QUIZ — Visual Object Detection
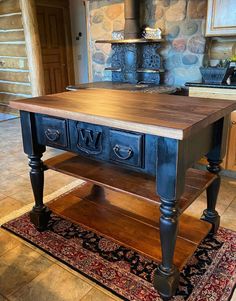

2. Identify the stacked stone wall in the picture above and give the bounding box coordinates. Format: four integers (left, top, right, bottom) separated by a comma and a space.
88, 0, 207, 86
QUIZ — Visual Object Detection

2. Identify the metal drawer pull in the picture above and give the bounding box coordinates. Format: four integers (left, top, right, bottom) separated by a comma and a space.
45, 129, 60, 141
232, 121, 236, 125
113, 144, 133, 160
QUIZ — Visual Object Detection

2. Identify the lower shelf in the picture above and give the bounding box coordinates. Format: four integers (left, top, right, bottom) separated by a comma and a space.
47, 182, 211, 269
45, 152, 217, 213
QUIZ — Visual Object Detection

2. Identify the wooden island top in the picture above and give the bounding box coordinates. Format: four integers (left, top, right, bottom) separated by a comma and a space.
10, 89, 236, 139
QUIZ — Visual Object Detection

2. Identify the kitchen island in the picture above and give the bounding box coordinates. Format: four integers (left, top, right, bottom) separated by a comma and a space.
10, 89, 236, 299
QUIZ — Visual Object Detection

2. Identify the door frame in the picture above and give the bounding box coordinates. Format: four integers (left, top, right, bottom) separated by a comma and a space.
35, 0, 75, 87
84, 0, 92, 82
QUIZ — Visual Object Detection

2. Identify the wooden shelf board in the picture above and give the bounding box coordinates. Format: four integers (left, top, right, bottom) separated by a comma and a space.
44, 152, 217, 213
47, 182, 211, 269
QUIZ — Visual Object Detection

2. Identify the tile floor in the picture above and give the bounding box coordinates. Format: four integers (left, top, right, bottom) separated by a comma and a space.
0, 118, 235, 301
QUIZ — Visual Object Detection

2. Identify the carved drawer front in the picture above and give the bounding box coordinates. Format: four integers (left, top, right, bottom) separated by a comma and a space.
38, 116, 68, 148
109, 130, 143, 168
69, 121, 109, 160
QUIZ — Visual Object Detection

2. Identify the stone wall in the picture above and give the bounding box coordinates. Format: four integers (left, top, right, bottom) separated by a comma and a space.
88, 0, 207, 86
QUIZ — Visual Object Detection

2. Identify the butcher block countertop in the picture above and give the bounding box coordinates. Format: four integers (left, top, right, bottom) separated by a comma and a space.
10, 89, 236, 140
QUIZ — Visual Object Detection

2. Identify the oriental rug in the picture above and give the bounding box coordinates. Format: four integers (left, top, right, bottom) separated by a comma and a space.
2, 209, 235, 301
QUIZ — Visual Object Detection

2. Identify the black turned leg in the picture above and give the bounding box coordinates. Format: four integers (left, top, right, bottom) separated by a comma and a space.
201, 117, 229, 234
201, 160, 221, 234
154, 198, 180, 300
20, 111, 50, 231
155, 137, 186, 299
28, 154, 51, 231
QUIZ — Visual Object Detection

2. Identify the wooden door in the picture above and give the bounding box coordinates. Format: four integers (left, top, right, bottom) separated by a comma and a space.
36, 0, 74, 94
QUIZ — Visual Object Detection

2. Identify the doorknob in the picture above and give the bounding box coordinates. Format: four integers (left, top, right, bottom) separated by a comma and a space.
76, 32, 82, 40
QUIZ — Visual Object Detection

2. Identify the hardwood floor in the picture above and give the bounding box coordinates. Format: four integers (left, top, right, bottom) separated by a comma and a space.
0, 117, 235, 301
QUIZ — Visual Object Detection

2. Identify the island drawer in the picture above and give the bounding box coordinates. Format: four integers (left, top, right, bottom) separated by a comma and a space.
109, 130, 144, 168
36, 115, 68, 148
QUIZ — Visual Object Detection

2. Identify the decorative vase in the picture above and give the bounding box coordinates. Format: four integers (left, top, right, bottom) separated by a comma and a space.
200, 66, 234, 84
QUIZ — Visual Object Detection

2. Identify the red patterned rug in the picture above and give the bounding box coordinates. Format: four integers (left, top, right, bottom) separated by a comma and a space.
2, 213, 236, 301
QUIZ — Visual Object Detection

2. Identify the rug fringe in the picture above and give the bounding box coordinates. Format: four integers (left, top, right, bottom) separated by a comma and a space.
0, 179, 84, 225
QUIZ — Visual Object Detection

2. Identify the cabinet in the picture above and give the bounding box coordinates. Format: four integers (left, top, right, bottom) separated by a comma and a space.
226, 111, 236, 170
206, 0, 236, 36
188, 86, 236, 171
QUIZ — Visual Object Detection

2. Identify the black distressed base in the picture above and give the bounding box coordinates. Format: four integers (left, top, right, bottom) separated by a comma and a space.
30, 206, 51, 232
153, 265, 180, 300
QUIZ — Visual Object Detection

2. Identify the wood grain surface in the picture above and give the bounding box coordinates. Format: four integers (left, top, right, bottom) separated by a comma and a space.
0, 14, 23, 30
0, 0, 21, 14
48, 182, 211, 267
0, 82, 31, 94
0, 57, 28, 70
0, 71, 30, 83
10, 89, 236, 139
0, 44, 26, 57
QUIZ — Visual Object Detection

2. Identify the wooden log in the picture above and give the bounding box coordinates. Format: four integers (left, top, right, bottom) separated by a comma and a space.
0, 71, 30, 83
0, 30, 25, 42
0, 0, 21, 15
0, 14, 23, 30
0, 82, 31, 94
0, 57, 28, 69
0, 93, 26, 105
19, 0, 45, 96
0, 44, 26, 57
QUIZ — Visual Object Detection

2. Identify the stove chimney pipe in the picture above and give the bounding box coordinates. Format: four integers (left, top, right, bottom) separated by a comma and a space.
124, 0, 140, 39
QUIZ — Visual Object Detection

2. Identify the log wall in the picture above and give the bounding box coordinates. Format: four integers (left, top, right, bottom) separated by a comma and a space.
0, 0, 32, 105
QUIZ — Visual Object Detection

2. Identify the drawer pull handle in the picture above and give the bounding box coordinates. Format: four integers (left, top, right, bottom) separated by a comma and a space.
232, 121, 236, 126
113, 144, 133, 160
45, 129, 60, 141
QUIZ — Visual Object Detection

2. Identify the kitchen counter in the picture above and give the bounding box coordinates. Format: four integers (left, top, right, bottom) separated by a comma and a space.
186, 82, 236, 89
187, 83, 236, 172
67, 81, 177, 94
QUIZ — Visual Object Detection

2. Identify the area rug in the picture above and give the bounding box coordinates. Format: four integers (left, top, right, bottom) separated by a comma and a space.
2, 209, 235, 301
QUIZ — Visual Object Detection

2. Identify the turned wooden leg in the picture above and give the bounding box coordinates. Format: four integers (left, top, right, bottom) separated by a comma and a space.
153, 198, 180, 300
28, 154, 51, 231
201, 160, 221, 234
